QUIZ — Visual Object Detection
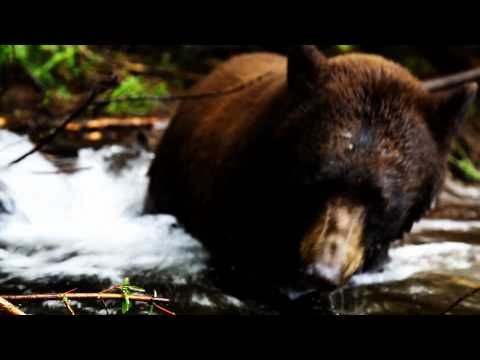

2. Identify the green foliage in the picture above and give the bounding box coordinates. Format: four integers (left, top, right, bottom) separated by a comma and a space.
119, 277, 146, 315
7, 45, 97, 90
0, 45, 14, 65
106, 75, 169, 115
120, 277, 132, 314
336, 45, 356, 53
449, 145, 480, 182
1, 45, 172, 116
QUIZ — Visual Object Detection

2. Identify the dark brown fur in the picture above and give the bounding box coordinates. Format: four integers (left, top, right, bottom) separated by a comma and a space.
145, 46, 477, 287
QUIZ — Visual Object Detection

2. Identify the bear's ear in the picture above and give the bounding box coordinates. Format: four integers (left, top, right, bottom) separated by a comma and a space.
428, 82, 478, 150
288, 45, 328, 96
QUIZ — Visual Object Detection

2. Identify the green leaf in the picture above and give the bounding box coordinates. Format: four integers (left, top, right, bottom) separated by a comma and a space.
126, 286, 146, 293
336, 45, 355, 53
120, 277, 133, 313
0, 45, 14, 66
106, 76, 170, 115
121, 296, 131, 314
449, 145, 480, 182
12, 45, 28, 61
5, 45, 92, 90
110, 76, 146, 99
40, 45, 60, 52
46, 85, 72, 101
449, 156, 480, 182
153, 82, 169, 97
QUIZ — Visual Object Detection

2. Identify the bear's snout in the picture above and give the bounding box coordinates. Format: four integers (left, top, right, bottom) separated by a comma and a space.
300, 197, 366, 287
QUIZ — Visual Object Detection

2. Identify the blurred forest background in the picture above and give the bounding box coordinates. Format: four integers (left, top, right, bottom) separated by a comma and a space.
1, 45, 480, 181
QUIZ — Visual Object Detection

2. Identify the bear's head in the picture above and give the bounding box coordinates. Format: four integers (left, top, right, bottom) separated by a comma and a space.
268, 46, 478, 287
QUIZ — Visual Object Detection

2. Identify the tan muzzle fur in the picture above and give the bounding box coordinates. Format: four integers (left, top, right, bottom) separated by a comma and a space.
300, 197, 366, 286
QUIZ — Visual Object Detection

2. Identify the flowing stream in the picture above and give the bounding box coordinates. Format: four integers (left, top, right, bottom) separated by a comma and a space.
0, 129, 479, 315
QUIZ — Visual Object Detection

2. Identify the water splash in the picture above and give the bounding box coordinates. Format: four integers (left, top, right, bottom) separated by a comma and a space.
1, 129, 480, 314
352, 242, 480, 286
0, 130, 208, 283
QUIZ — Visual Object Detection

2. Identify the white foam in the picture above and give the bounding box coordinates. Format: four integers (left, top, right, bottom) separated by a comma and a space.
412, 219, 480, 233
223, 295, 244, 307
444, 178, 480, 200
0, 130, 208, 283
191, 293, 215, 307
352, 242, 480, 286
0, 129, 479, 298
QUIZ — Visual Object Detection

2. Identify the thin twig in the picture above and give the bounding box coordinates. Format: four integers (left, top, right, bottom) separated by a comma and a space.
99, 298, 110, 316
153, 302, 176, 317
0, 296, 27, 316
99, 285, 120, 294
7, 77, 117, 168
94, 71, 274, 106
64, 288, 78, 294
61, 288, 77, 315
1, 292, 174, 316
5, 72, 270, 168
7, 91, 99, 167
442, 287, 480, 315
62, 297, 76, 316
424, 68, 480, 92
1, 293, 170, 303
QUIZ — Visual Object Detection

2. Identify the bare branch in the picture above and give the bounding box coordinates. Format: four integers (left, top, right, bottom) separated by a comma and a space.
99, 298, 110, 316
153, 302, 176, 317
94, 71, 275, 107
1, 293, 170, 303
7, 76, 118, 168
7, 91, 99, 167
0, 296, 27, 316
62, 297, 76, 316
442, 287, 480, 315
1, 292, 174, 316
424, 68, 480, 92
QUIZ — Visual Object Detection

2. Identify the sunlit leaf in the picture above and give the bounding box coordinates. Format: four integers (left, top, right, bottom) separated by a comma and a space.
121, 296, 131, 314
126, 286, 146, 293
449, 145, 480, 182
106, 76, 169, 115
337, 45, 355, 53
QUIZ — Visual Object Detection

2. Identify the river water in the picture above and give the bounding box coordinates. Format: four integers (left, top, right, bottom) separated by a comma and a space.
0, 129, 479, 315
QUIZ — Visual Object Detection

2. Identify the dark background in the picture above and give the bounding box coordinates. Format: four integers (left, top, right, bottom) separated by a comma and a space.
1, 45, 480, 180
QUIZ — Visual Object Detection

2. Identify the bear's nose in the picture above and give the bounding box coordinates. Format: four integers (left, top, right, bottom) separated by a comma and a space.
300, 196, 366, 289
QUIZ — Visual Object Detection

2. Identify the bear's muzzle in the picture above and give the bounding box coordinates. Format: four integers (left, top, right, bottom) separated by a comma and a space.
300, 197, 366, 287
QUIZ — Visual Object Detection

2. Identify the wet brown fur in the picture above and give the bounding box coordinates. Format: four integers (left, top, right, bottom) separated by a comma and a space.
145, 47, 477, 284
145, 53, 289, 238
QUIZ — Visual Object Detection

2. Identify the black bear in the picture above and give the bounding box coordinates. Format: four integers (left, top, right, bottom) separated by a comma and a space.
145, 46, 478, 289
